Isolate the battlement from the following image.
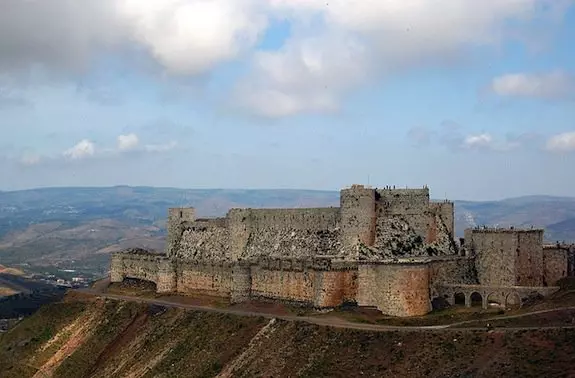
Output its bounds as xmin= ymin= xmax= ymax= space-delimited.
xmin=468 ymin=227 xmax=544 ymax=234
xmin=343 ymin=184 xmax=373 ymax=190
xmin=543 ymin=243 xmax=575 ymax=250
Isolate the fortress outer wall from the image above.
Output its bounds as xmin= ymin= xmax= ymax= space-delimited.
xmin=357 ymin=262 xmax=431 ymax=317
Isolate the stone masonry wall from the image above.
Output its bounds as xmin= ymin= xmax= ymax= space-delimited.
xmin=167 ymin=208 xmax=195 ymax=256
xmin=243 ymin=228 xmax=341 ymax=260
xmin=250 ymin=267 xmax=316 ymax=304
xmin=429 ymin=257 xmax=477 ymax=288
xmin=175 ymin=261 xmax=232 ymax=297
xmin=110 ymin=252 xmax=170 ymax=289
xmin=313 ymin=269 xmax=358 ymax=307
xmin=175 ymin=222 xmax=230 ymax=261
xmin=119 ymin=255 xmax=158 ymax=283
xmin=231 ymin=263 xmax=251 ymax=303
xmin=543 ymin=246 xmax=568 ymax=286
xmin=249 ymin=261 xmax=357 ymax=307
xmin=247 ymin=208 xmax=340 ymax=231
xmin=110 ymin=253 xmax=125 ymax=283
xmin=376 ymin=187 xmax=430 ymax=216
xmin=376 ymin=188 xmax=430 ymax=239
xmin=516 ymin=231 xmax=544 ymax=286
xmin=357 ymin=263 xmax=431 ymax=317
xmin=473 ymin=231 xmax=519 ymax=286
xmin=157 ymin=259 xmax=177 ymax=293
xmin=471 ymin=229 xmax=545 ymax=287
xmin=339 ymin=186 xmax=377 ymax=253
xmin=202 ymin=207 xmax=341 ymax=262
xmin=429 ymin=202 xmax=455 ymax=240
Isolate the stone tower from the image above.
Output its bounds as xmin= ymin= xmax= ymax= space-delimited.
xmin=166 ymin=207 xmax=195 ymax=256
xmin=465 ymin=228 xmax=544 ymax=287
xmin=340 ymin=185 xmax=377 ymax=255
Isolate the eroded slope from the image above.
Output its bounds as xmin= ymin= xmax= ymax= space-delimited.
xmin=1 ymin=293 xmax=574 ymax=378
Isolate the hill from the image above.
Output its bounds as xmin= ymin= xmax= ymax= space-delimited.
xmin=0 ymin=292 xmax=574 ymax=377
xmin=1 ymin=187 xmax=574 ymax=276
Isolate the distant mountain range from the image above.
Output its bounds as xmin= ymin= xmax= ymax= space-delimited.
xmin=0 ymin=186 xmax=574 ymax=274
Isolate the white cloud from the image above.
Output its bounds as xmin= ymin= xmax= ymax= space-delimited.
xmin=236 ymin=31 xmax=369 ymax=117
xmin=239 ymin=0 xmax=570 ymax=117
xmin=491 ymin=71 xmax=574 ymax=99
xmin=410 ymin=122 xmax=535 ymax=152
xmin=0 ymin=0 xmax=571 ymax=118
xmin=117 ymin=0 xmax=267 ymax=76
xmin=0 ymin=0 xmax=267 ymax=79
xmin=462 ymin=134 xmax=493 ymax=149
xmin=117 ymin=133 xmax=139 ymax=151
xmin=0 ymin=0 xmax=122 ymax=76
xmin=546 ymin=132 xmax=575 ymax=152
xmin=63 ymin=139 xmax=96 ymax=160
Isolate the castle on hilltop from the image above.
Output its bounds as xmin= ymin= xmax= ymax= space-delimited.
xmin=110 ymin=185 xmax=575 ymax=317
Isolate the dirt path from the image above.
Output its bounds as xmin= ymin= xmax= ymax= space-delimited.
xmin=446 ymin=306 xmax=575 ymax=328
xmin=75 ymin=289 xmax=575 ymax=333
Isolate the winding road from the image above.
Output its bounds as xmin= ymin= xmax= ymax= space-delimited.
xmin=76 ymin=289 xmax=575 ymax=333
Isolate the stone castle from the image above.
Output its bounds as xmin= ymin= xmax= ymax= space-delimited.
xmin=110 ymin=185 xmax=575 ymax=317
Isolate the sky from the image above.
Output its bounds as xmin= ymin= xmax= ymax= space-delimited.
xmin=1 ymin=0 xmax=575 ymax=201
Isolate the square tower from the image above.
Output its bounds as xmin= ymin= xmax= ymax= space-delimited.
xmin=466 ymin=228 xmax=544 ymax=287
xmin=166 ymin=208 xmax=195 ymax=256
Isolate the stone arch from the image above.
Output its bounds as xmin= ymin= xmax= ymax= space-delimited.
xmin=470 ymin=291 xmax=483 ymax=307
xmin=505 ymin=291 xmax=522 ymax=309
xmin=486 ymin=292 xmax=504 ymax=308
xmin=454 ymin=292 xmax=466 ymax=306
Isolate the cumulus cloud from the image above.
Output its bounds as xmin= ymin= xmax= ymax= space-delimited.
xmin=14 ymin=133 xmax=177 ymax=167
xmin=117 ymin=133 xmax=139 ymax=151
xmin=0 ymin=0 xmax=267 ymax=79
xmin=462 ymin=134 xmax=493 ymax=149
xmin=0 ymin=0 xmax=122 ymax=77
xmin=0 ymin=0 xmax=571 ymax=118
xmin=235 ymin=31 xmax=370 ymax=117
xmin=546 ymin=132 xmax=575 ymax=153
xmin=408 ymin=121 xmax=538 ymax=152
xmin=239 ymin=0 xmax=570 ymax=116
xmin=63 ymin=139 xmax=96 ymax=160
xmin=491 ymin=71 xmax=575 ymax=99
xmin=117 ymin=0 xmax=267 ymax=75
xmin=116 ymin=133 xmax=176 ymax=153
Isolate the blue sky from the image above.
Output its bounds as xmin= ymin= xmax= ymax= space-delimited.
xmin=1 ymin=0 xmax=574 ymax=200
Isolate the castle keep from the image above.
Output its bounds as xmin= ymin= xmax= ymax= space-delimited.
xmin=110 ymin=185 xmax=574 ymax=317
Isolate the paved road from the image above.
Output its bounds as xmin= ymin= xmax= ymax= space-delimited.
xmin=75 ymin=289 xmax=575 ymax=333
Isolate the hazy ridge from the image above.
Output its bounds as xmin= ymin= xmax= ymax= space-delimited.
xmin=0 ymin=187 xmax=574 ymax=274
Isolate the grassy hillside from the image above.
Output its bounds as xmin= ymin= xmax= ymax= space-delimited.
xmin=1 ymin=293 xmax=574 ymax=377
xmin=1 ymin=187 xmax=574 ymax=276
